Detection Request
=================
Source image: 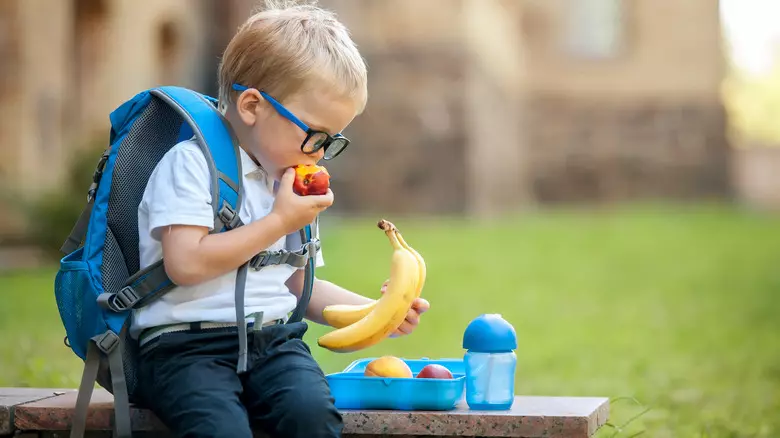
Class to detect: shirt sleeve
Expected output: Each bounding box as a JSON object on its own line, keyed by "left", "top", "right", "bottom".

{"left": 140, "top": 141, "right": 215, "bottom": 242}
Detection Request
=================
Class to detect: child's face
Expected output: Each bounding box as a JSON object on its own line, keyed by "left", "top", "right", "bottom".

{"left": 238, "top": 85, "right": 360, "bottom": 180}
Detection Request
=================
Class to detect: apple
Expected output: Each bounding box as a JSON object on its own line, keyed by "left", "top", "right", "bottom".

{"left": 415, "top": 364, "right": 453, "bottom": 379}
{"left": 292, "top": 164, "right": 330, "bottom": 196}
{"left": 364, "top": 356, "right": 413, "bottom": 378}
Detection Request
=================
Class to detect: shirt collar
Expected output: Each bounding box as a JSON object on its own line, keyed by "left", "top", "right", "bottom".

{"left": 238, "top": 146, "right": 275, "bottom": 192}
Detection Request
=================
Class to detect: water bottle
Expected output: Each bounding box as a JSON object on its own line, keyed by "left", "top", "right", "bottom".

{"left": 462, "top": 313, "right": 517, "bottom": 410}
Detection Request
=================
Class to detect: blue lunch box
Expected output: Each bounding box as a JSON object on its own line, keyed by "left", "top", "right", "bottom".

{"left": 326, "top": 357, "right": 465, "bottom": 411}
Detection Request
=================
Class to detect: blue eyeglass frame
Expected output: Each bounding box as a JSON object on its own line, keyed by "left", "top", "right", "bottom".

{"left": 231, "top": 83, "right": 349, "bottom": 160}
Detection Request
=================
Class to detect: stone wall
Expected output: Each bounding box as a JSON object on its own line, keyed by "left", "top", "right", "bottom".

{"left": 732, "top": 144, "right": 780, "bottom": 211}
{"left": 0, "top": 0, "right": 227, "bottom": 241}
{"left": 520, "top": 0, "right": 724, "bottom": 99}
{"left": 319, "top": 0, "right": 527, "bottom": 217}
{"left": 523, "top": 94, "right": 732, "bottom": 203}
{"left": 0, "top": 0, "right": 733, "bottom": 237}
{"left": 0, "top": 1, "right": 22, "bottom": 236}
{"left": 326, "top": 48, "right": 469, "bottom": 215}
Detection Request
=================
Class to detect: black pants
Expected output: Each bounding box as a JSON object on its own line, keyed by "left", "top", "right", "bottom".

{"left": 135, "top": 321, "right": 343, "bottom": 438}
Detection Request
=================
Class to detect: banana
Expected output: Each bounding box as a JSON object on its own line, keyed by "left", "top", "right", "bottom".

{"left": 397, "top": 229, "right": 427, "bottom": 299}
{"left": 317, "top": 220, "right": 420, "bottom": 352}
{"left": 321, "top": 221, "right": 426, "bottom": 329}
{"left": 321, "top": 301, "right": 376, "bottom": 328}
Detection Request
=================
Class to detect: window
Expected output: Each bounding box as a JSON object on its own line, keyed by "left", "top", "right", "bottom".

{"left": 563, "top": 0, "right": 624, "bottom": 59}
{"left": 73, "top": 0, "right": 108, "bottom": 126}
{"left": 156, "top": 20, "right": 181, "bottom": 85}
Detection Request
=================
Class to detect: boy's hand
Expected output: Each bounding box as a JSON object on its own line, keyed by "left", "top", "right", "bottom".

{"left": 380, "top": 279, "right": 430, "bottom": 337}
{"left": 272, "top": 167, "right": 333, "bottom": 234}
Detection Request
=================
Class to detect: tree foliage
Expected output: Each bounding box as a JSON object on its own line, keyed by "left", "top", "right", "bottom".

{"left": 723, "top": 50, "right": 780, "bottom": 146}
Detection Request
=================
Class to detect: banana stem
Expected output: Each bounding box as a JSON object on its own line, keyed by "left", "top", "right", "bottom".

{"left": 378, "top": 219, "right": 403, "bottom": 250}
{"left": 377, "top": 219, "right": 396, "bottom": 232}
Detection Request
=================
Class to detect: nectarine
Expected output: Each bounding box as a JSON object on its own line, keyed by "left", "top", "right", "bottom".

{"left": 364, "top": 356, "right": 413, "bottom": 378}
{"left": 292, "top": 164, "right": 330, "bottom": 196}
{"left": 415, "top": 364, "right": 453, "bottom": 379}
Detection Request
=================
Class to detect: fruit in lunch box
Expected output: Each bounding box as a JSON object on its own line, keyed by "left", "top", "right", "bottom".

{"left": 292, "top": 164, "right": 330, "bottom": 196}
{"left": 318, "top": 220, "right": 421, "bottom": 352}
{"left": 364, "top": 356, "right": 413, "bottom": 378}
{"left": 321, "top": 220, "right": 426, "bottom": 330}
{"left": 415, "top": 364, "right": 453, "bottom": 379}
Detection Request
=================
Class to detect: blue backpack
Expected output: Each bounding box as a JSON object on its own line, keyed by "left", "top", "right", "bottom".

{"left": 54, "top": 86, "right": 319, "bottom": 438}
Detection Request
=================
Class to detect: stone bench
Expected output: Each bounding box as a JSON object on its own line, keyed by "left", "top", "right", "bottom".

{"left": 1, "top": 388, "right": 609, "bottom": 438}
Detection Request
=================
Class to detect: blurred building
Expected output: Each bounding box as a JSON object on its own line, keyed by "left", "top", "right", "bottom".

{"left": 0, "top": 0, "right": 256, "bottom": 239}
{"left": 320, "top": 0, "right": 731, "bottom": 216}
{"left": 0, "top": 0, "right": 731, "bottom": 240}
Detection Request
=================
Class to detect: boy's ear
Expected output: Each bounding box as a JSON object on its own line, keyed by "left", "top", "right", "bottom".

{"left": 236, "top": 88, "right": 264, "bottom": 126}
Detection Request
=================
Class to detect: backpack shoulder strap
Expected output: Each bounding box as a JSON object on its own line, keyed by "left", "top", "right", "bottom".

{"left": 97, "top": 86, "right": 245, "bottom": 313}
{"left": 288, "top": 222, "right": 317, "bottom": 323}
{"left": 150, "top": 87, "right": 258, "bottom": 375}
{"left": 151, "top": 86, "right": 244, "bottom": 231}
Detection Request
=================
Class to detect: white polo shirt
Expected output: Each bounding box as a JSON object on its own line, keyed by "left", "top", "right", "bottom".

{"left": 129, "top": 139, "right": 324, "bottom": 339}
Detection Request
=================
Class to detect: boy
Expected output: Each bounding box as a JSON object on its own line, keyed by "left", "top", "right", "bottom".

{"left": 129, "top": 2, "right": 430, "bottom": 437}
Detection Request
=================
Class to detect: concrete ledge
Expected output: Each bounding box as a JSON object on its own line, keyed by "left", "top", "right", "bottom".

{"left": 0, "top": 389, "right": 70, "bottom": 435}
{"left": 2, "top": 388, "right": 609, "bottom": 438}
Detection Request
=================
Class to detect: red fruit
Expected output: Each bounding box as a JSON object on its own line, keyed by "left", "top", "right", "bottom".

{"left": 415, "top": 364, "right": 454, "bottom": 379}
{"left": 292, "top": 164, "right": 330, "bottom": 196}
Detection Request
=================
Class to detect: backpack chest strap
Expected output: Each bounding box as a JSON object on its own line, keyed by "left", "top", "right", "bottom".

{"left": 249, "top": 239, "right": 320, "bottom": 270}
{"left": 97, "top": 236, "right": 321, "bottom": 313}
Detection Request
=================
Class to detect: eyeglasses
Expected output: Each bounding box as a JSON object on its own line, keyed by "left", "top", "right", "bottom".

{"left": 232, "top": 84, "right": 349, "bottom": 160}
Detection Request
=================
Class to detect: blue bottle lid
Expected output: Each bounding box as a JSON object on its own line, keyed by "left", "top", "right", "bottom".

{"left": 462, "top": 313, "right": 517, "bottom": 352}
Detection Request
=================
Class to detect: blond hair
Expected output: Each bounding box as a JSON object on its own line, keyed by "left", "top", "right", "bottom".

{"left": 217, "top": 0, "right": 367, "bottom": 114}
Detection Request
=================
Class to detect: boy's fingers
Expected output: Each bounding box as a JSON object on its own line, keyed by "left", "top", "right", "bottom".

{"left": 412, "top": 298, "right": 430, "bottom": 314}
{"left": 404, "top": 308, "right": 419, "bottom": 326}
{"left": 280, "top": 168, "right": 295, "bottom": 188}
{"left": 305, "top": 189, "right": 334, "bottom": 208}
{"left": 322, "top": 191, "right": 335, "bottom": 208}
{"left": 396, "top": 320, "right": 414, "bottom": 335}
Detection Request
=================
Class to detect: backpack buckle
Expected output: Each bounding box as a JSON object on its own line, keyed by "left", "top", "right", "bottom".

{"left": 87, "top": 151, "right": 110, "bottom": 203}
{"left": 93, "top": 153, "right": 109, "bottom": 183}
{"left": 302, "top": 239, "right": 320, "bottom": 258}
{"left": 97, "top": 286, "right": 140, "bottom": 312}
{"left": 250, "top": 250, "right": 288, "bottom": 269}
{"left": 115, "top": 286, "right": 141, "bottom": 310}
{"left": 94, "top": 331, "right": 120, "bottom": 354}
{"left": 87, "top": 185, "right": 98, "bottom": 203}
{"left": 218, "top": 204, "right": 243, "bottom": 230}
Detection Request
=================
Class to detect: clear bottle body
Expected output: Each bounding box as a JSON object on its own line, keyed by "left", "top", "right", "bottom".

{"left": 464, "top": 351, "right": 516, "bottom": 410}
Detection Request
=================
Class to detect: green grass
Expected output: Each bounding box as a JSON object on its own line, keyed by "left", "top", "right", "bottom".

{"left": 2, "top": 203, "right": 779, "bottom": 437}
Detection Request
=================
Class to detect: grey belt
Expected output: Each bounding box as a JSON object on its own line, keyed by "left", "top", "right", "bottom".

{"left": 138, "top": 317, "right": 283, "bottom": 350}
